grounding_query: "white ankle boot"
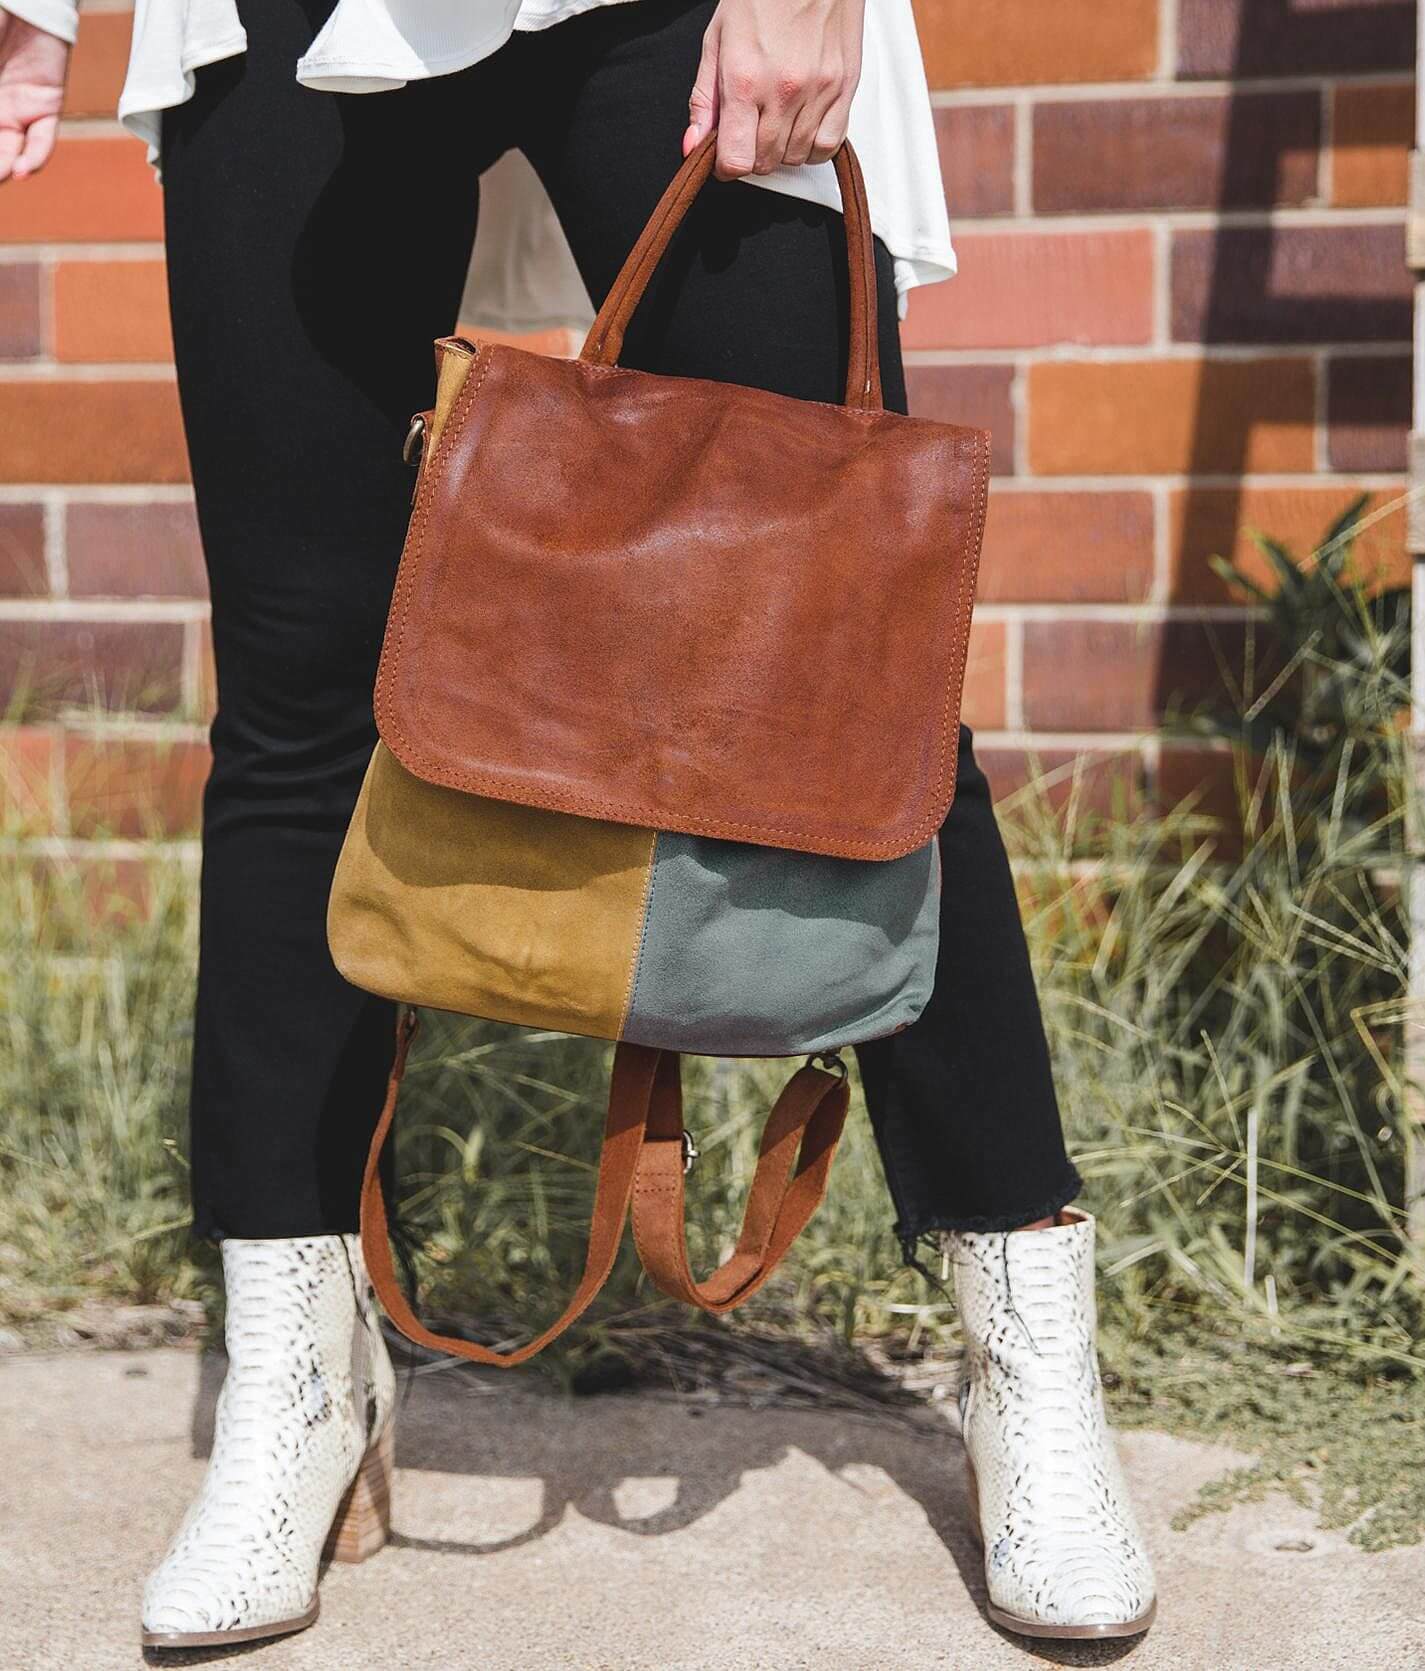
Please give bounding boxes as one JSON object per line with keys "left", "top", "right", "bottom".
{"left": 950, "top": 1208, "right": 1156, "bottom": 1640}
{"left": 141, "top": 1233, "right": 397, "bottom": 1649}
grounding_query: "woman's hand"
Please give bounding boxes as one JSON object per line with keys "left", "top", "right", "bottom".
{"left": 684, "top": 0, "right": 865, "bottom": 179}
{"left": 0, "top": 11, "right": 69, "bottom": 181}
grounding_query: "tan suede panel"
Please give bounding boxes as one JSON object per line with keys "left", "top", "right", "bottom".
{"left": 431, "top": 339, "right": 477, "bottom": 448}
{"left": 329, "top": 743, "right": 656, "bottom": 1040}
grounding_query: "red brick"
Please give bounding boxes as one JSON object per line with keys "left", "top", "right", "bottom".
{"left": 1029, "top": 358, "right": 1317, "bottom": 476}
{"left": 913, "top": 0, "right": 1159, "bottom": 87}
{"left": 1021, "top": 617, "right": 1257, "bottom": 731}
{"left": 1332, "top": 83, "right": 1413, "bottom": 207}
{"left": 1154, "top": 745, "right": 1237, "bottom": 808}
{"left": 904, "top": 363, "right": 1015, "bottom": 474}
{"left": 63, "top": 10, "right": 134, "bottom": 118}
{"left": 0, "top": 381, "right": 188, "bottom": 483}
{"left": 0, "top": 619, "right": 185, "bottom": 716}
{"left": 934, "top": 104, "right": 1015, "bottom": 217}
{"left": 1033, "top": 92, "right": 1319, "bottom": 212}
{"left": 1156, "top": 745, "right": 1269, "bottom": 862}
{"left": 1154, "top": 745, "right": 1249, "bottom": 850}
{"left": 962, "top": 618, "right": 1007, "bottom": 729}
{"left": 0, "top": 724, "right": 58, "bottom": 830}
{"left": 66, "top": 501, "right": 206, "bottom": 598}
{"left": 65, "top": 855, "right": 170, "bottom": 927}
{"left": 54, "top": 261, "right": 172, "bottom": 364}
{"left": 0, "top": 264, "right": 42, "bottom": 359}
{"left": 0, "top": 503, "right": 47, "bottom": 597}
{"left": 1009, "top": 865, "right": 1121, "bottom": 935}
{"left": 9, "top": 847, "right": 184, "bottom": 924}
{"left": 1168, "top": 483, "right": 1409, "bottom": 604}
{"left": 64, "top": 732, "right": 209, "bottom": 837}
{"left": 904, "top": 230, "right": 1154, "bottom": 350}
{"left": 0, "top": 138, "right": 162, "bottom": 243}
{"left": 1177, "top": 0, "right": 1415, "bottom": 78}
{"left": 976, "top": 744, "right": 1147, "bottom": 818}
{"left": 1158, "top": 744, "right": 1342, "bottom": 858}
{"left": 1171, "top": 225, "right": 1411, "bottom": 345}
{"left": 1326, "top": 354, "right": 1410, "bottom": 472}
{"left": 978, "top": 491, "right": 1154, "bottom": 603}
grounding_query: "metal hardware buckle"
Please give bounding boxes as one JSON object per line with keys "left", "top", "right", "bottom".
{"left": 680, "top": 1129, "right": 700, "bottom": 1175}
{"left": 806, "top": 1051, "right": 849, "bottom": 1081}
{"left": 402, "top": 413, "right": 427, "bottom": 467}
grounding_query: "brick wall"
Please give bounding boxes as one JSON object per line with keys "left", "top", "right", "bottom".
{"left": 909, "top": 0, "right": 1416, "bottom": 810}
{"left": 0, "top": 0, "right": 1415, "bottom": 856}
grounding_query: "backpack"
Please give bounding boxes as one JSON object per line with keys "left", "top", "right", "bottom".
{"left": 327, "top": 137, "right": 989, "bottom": 1364}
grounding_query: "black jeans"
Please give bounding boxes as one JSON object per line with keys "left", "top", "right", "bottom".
{"left": 162, "top": 0, "right": 1080, "bottom": 1246}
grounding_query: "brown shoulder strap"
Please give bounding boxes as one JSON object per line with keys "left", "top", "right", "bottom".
{"left": 361, "top": 1013, "right": 850, "bottom": 1365}
{"left": 360, "top": 1013, "right": 654, "bottom": 1368}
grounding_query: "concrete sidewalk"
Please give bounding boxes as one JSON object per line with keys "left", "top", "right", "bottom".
{"left": 3, "top": 1347, "right": 1420, "bottom": 1670}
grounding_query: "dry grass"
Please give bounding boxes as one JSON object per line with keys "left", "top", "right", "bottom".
{"left": 2, "top": 500, "right": 1421, "bottom": 1542}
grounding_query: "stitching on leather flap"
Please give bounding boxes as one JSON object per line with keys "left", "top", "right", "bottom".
{"left": 374, "top": 344, "right": 989, "bottom": 862}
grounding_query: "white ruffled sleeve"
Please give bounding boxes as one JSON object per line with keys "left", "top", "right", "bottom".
{"left": 3, "top": 0, "right": 79, "bottom": 45}
{"left": 297, "top": 0, "right": 523, "bottom": 93}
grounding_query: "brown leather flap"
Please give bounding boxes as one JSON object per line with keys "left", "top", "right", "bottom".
{"left": 375, "top": 338, "right": 989, "bottom": 861}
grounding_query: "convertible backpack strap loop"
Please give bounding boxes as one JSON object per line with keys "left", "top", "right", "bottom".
{"left": 360, "top": 1016, "right": 851, "bottom": 1363}
{"left": 628, "top": 1045, "right": 852, "bottom": 1312}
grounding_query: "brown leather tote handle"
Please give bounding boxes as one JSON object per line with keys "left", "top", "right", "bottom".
{"left": 580, "top": 133, "right": 883, "bottom": 413}
{"left": 361, "top": 1015, "right": 850, "bottom": 1365}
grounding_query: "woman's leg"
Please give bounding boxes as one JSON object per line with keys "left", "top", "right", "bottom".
{"left": 144, "top": 3, "right": 514, "bottom": 1647}
{"left": 513, "top": 19, "right": 1153, "bottom": 1637}
{"left": 857, "top": 735, "right": 1083, "bottom": 1245}
{"left": 161, "top": 0, "right": 502, "bottom": 1239}
{"left": 515, "top": 0, "right": 1078, "bottom": 1245}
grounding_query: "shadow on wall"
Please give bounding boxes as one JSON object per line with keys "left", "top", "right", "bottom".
{"left": 1163, "top": 0, "right": 1416, "bottom": 728}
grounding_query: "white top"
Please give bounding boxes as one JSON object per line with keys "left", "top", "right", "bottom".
{"left": 14, "top": 0, "right": 955, "bottom": 310}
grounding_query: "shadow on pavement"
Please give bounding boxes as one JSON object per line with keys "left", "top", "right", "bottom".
{"left": 179, "top": 1351, "right": 1142, "bottom": 1667}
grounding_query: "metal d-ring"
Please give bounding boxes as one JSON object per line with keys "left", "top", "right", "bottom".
{"left": 402, "top": 413, "right": 427, "bottom": 467}
{"left": 806, "top": 1051, "right": 849, "bottom": 1081}
{"left": 680, "top": 1129, "right": 700, "bottom": 1175}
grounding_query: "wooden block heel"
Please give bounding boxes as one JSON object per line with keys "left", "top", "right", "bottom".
{"left": 964, "top": 1455, "right": 983, "bottom": 1547}
{"left": 325, "top": 1423, "right": 394, "bottom": 1564}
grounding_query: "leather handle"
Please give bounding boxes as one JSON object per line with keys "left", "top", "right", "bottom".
{"left": 361, "top": 1016, "right": 850, "bottom": 1365}
{"left": 580, "top": 134, "right": 883, "bottom": 413}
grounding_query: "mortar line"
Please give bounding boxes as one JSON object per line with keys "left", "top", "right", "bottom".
{"left": 1004, "top": 613, "right": 1025, "bottom": 731}
{"left": 928, "top": 71, "right": 1412, "bottom": 107}
{"left": 43, "top": 494, "right": 68, "bottom": 598}
{"left": 1013, "top": 94, "right": 1033, "bottom": 218}
{"left": 902, "top": 343, "right": 1410, "bottom": 365}
{"left": 945, "top": 205, "right": 1405, "bottom": 233}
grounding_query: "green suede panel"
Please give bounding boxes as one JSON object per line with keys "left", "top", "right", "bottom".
{"left": 624, "top": 830, "right": 939, "bottom": 1056}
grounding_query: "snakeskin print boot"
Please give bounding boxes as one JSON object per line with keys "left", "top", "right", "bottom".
{"left": 950, "top": 1209, "right": 1156, "bottom": 1640}
{"left": 140, "top": 1234, "right": 397, "bottom": 1649}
